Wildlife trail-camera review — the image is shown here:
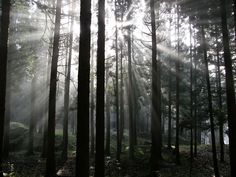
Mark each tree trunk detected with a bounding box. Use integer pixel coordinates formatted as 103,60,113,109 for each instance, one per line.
45,0,62,176
220,1,236,176
167,19,172,149
0,1,11,176
3,60,12,158
167,64,172,149
28,70,37,155
105,70,111,156
150,0,162,170
94,0,105,175
115,1,121,160
193,32,198,157
189,22,194,166
127,0,134,161
120,42,124,151
90,44,95,156
76,0,91,176
175,4,180,165
215,31,224,162
62,0,74,161
201,26,220,177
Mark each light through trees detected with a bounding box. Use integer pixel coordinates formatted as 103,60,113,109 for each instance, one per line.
0,0,235,177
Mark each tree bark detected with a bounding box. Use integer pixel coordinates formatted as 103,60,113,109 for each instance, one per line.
127,0,134,161
220,0,236,175
175,4,180,165
114,1,121,160
215,31,224,162
201,26,220,177
76,0,91,176
62,0,74,161
150,0,162,170
28,69,37,155
45,0,62,176
0,0,11,176
95,0,105,175
3,59,11,158
105,70,111,156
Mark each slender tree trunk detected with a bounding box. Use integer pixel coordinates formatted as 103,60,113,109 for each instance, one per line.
193,32,198,157
150,0,162,170
95,0,105,175
45,0,62,176
189,22,194,157
90,45,95,156
105,70,111,156
62,1,74,161
0,1,11,176
168,64,172,149
220,1,236,175
127,0,134,161
3,60,11,158
201,26,220,177
76,0,91,176
175,4,180,165
120,42,124,150
114,1,121,160
28,71,37,155
132,34,137,146
167,19,172,149
42,0,55,158
215,32,224,163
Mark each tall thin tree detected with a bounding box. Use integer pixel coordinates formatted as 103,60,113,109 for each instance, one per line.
150,0,162,170
175,4,180,165
114,0,121,161
62,0,74,161
95,0,105,175
76,0,91,176
0,1,11,176
45,0,62,176
201,26,220,177
220,0,236,175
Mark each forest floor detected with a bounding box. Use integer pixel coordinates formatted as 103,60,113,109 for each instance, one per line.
2,145,230,177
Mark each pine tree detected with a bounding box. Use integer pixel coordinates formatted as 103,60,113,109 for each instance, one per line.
0,1,11,176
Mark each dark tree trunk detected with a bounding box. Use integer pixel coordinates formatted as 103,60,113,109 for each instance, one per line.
76,0,91,176
41,52,50,158
45,0,62,176
94,0,105,176
127,0,134,161
167,19,172,149
90,44,95,156
120,42,125,149
3,60,12,158
0,1,10,176
189,23,194,167
215,31,224,162
114,1,121,160
42,0,56,158
105,70,111,156
193,34,198,157
150,0,162,170
220,0,236,175
167,65,172,149
175,4,180,165
62,1,74,161
201,26,220,177
28,71,37,155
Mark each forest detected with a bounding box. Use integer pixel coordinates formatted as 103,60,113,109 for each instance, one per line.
0,0,236,176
